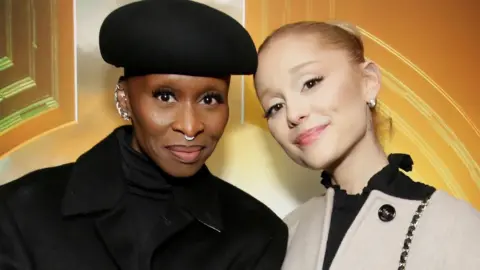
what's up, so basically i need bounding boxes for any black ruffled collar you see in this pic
[321,153,434,208]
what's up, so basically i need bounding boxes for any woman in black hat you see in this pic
[0,1,287,269]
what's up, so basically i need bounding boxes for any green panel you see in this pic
[0,56,13,71]
[0,77,36,101]
[0,96,59,134]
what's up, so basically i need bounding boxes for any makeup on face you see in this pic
[125,74,230,177]
[254,35,372,170]
[294,124,330,147]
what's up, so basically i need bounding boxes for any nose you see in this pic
[286,103,309,129]
[171,104,205,139]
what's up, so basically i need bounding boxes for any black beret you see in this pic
[99,0,258,78]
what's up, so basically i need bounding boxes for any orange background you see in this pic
[1,0,479,217]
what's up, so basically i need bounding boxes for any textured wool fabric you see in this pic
[282,187,480,269]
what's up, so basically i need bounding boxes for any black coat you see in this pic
[0,129,288,270]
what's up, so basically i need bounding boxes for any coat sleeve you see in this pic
[251,222,289,270]
[227,220,288,270]
[0,200,33,270]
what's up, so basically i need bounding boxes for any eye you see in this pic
[153,89,176,103]
[264,103,284,119]
[303,76,324,90]
[199,92,224,105]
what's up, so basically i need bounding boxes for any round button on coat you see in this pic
[378,204,396,222]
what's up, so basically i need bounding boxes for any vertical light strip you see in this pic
[328,0,335,19]
[73,0,78,122]
[240,0,246,124]
[6,0,13,60]
[51,0,59,100]
[306,0,312,20]
[283,0,290,24]
[28,0,34,78]
[261,0,268,40]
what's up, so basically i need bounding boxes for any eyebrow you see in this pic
[289,60,320,74]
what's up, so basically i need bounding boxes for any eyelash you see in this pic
[201,91,225,105]
[263,76,324,119]
[264,104,283,119]
[152,89,224,105]
[303,76,324,90]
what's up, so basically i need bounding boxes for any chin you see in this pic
[289,144,338,171]
[153,156,204,178]
[302,157,332,171]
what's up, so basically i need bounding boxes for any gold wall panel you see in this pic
[0,0,250,203]
[0,0,76,156]
[0,0,311,217]
[1,0,479,218]
[244,0,480,210]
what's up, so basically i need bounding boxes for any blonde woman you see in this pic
[253,21,480,269]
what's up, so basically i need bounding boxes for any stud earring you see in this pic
[114,84,130,121]
[367,99,376,109]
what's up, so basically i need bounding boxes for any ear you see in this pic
[360,60,381,102]
[116,80,131,114]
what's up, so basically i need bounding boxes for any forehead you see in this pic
[128,74,230,92]
[256,35,350,89]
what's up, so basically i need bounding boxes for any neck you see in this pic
[328,131,388,194]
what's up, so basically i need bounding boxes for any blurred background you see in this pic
[1,0,479,217]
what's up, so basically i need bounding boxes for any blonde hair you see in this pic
[257,21,392,143]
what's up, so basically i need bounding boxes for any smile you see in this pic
[166,145,204,164]
[294,124,329,147]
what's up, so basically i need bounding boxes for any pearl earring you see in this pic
[367,99,376,109]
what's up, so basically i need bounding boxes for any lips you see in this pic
[294,125,328,146]
[166,145,204,164]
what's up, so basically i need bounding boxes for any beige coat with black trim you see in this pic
[282,188,480,270]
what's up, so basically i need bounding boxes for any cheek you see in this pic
[304,80,368,160]
[331,82,369,142]
[267,120,285,143]
[130,95,173,127]
[330,78,365,121]
[203,106,229,136]
[268,119,294,151]
[149,109,175,127]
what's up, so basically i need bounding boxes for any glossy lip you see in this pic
[166,145,205,164]
[294,124,329,147]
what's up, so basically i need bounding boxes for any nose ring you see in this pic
[184,135,195,141]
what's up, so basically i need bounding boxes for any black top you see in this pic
[0,126,288,270]
[108,127,225,268]
[321,154,436,270]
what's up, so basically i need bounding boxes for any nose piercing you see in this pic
[184,135,195,141]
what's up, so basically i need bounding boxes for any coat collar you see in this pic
[61,126,223,231]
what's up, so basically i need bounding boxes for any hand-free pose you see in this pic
[254,21,480,270]
[0,1,287,269]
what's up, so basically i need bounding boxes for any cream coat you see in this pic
[282,188,480,270]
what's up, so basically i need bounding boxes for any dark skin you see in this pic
[116,74,230,178]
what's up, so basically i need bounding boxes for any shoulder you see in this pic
[213,176,287,233]
[430,190,480,223]
[425,190,480,260]
[0,164,73,206]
